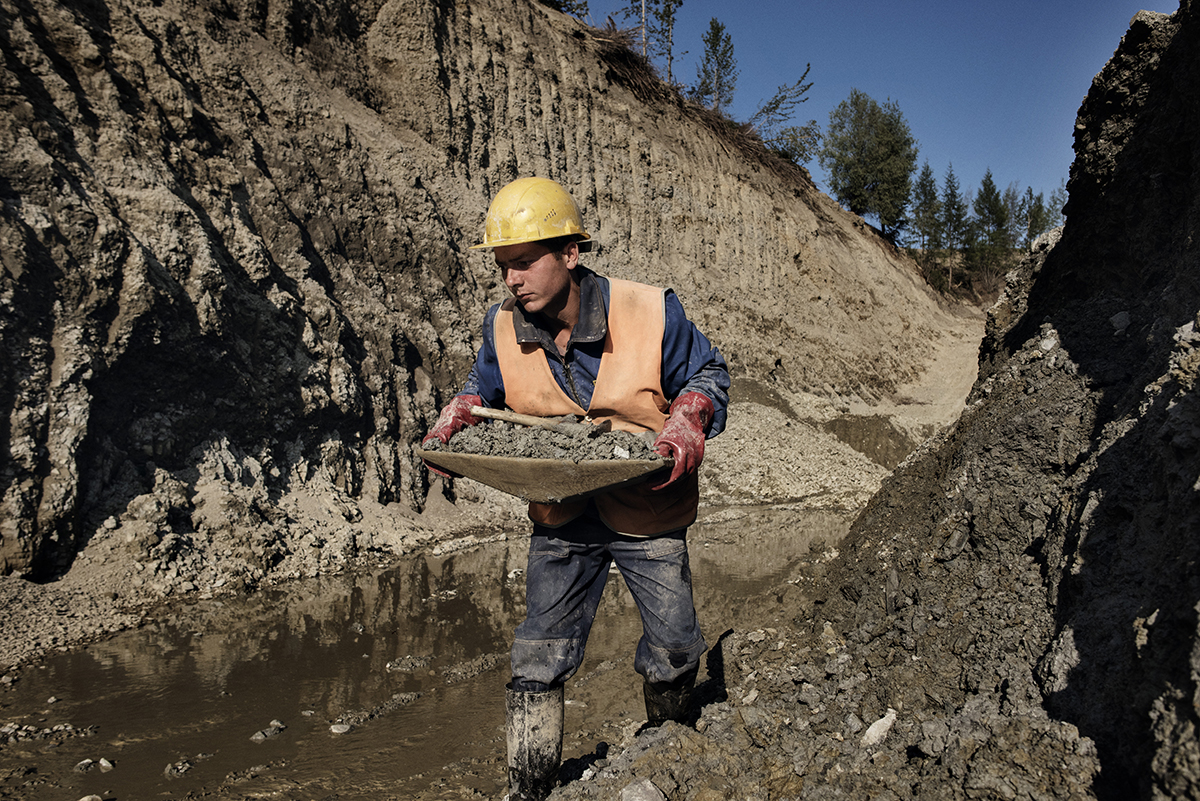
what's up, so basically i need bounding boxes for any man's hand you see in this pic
[421,394,483,478]
[650,392,714,491]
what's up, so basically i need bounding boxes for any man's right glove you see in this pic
[650,392,714,491]
[421,394,483,478]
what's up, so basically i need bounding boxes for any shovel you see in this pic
[470,406,613,436]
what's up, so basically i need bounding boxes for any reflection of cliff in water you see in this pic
[0,508,847,800]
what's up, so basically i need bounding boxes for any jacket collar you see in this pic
[509,266,608,348]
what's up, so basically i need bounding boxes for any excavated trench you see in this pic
[0,507,848,799]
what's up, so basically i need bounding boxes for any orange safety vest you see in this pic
[494,278,700,536]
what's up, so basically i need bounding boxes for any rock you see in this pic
[251,720,287,741]
[860,708,897,746]
[620,778,667,801]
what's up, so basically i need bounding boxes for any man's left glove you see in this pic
[421,394,483,479]
[650,392,715,491]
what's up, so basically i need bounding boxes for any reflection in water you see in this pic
[0,508,847,799]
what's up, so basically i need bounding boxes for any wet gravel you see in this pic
[427,419,664,462]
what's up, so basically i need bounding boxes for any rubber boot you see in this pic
[643,667,697,728]
[506,683,564,801]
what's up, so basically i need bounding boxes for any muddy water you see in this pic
[0,507,847,800]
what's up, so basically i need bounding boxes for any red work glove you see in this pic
[650,392,715,491]
[421,394,483,478]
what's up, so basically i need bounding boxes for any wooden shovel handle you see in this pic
[470,406,564,429]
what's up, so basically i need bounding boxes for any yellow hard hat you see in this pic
[470,177,592,250]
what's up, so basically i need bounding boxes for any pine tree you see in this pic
[1002,182,1023,249]
[692,18,737,115]
[911,160,943,274]
[1020,187,1053,247]
[1049,180,1068,228]
[619,0,650,57]
[941,165,967,289]
[973,170,1009,247]
[971,169,1011,280]
[649,0,684,86]
[748,64,817,163]
[616,0,685,85]
[817,89,918,240]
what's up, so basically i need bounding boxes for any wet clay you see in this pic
[426,420,663,462]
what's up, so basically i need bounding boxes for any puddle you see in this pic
[0,507,848,799]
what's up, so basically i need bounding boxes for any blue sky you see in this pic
[580,0,1179,202]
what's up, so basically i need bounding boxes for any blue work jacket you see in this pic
[460,266,729,437]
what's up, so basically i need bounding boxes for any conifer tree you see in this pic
[692,18,737,115]
[817,89,917,241]
[940,165,967,289]
[1049,180,1068,227]
[617,0,684,84]
[620,0,650,57]
[970,169,1010,279]
[749,65,818,164]
[973,170,1008,245]
[911,160,943,273]
[1002,182,1023,249]
[1020,187,1053,246]
[650,0,684,86]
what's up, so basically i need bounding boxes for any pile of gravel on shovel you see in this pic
[426,421,664,463]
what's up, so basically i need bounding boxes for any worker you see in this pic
[422,177,729,801]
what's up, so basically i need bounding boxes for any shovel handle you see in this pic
[470,406,564,429]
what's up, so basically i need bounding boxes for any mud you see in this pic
[0,508,845,801]
[819,415,920,470]
[427,420,664,462]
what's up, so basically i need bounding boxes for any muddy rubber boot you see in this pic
[505,684,564,801]
[643,668,697,728]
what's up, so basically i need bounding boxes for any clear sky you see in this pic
[580,0,1179,203]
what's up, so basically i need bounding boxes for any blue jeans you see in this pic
[510,513,706,691]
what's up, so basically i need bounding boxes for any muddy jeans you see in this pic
[510,512,707,691]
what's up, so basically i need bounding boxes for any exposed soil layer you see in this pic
[0,0,968,582]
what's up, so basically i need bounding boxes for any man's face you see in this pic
[494,241,578,318]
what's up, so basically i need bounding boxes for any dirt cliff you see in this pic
[0,0,962,583]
